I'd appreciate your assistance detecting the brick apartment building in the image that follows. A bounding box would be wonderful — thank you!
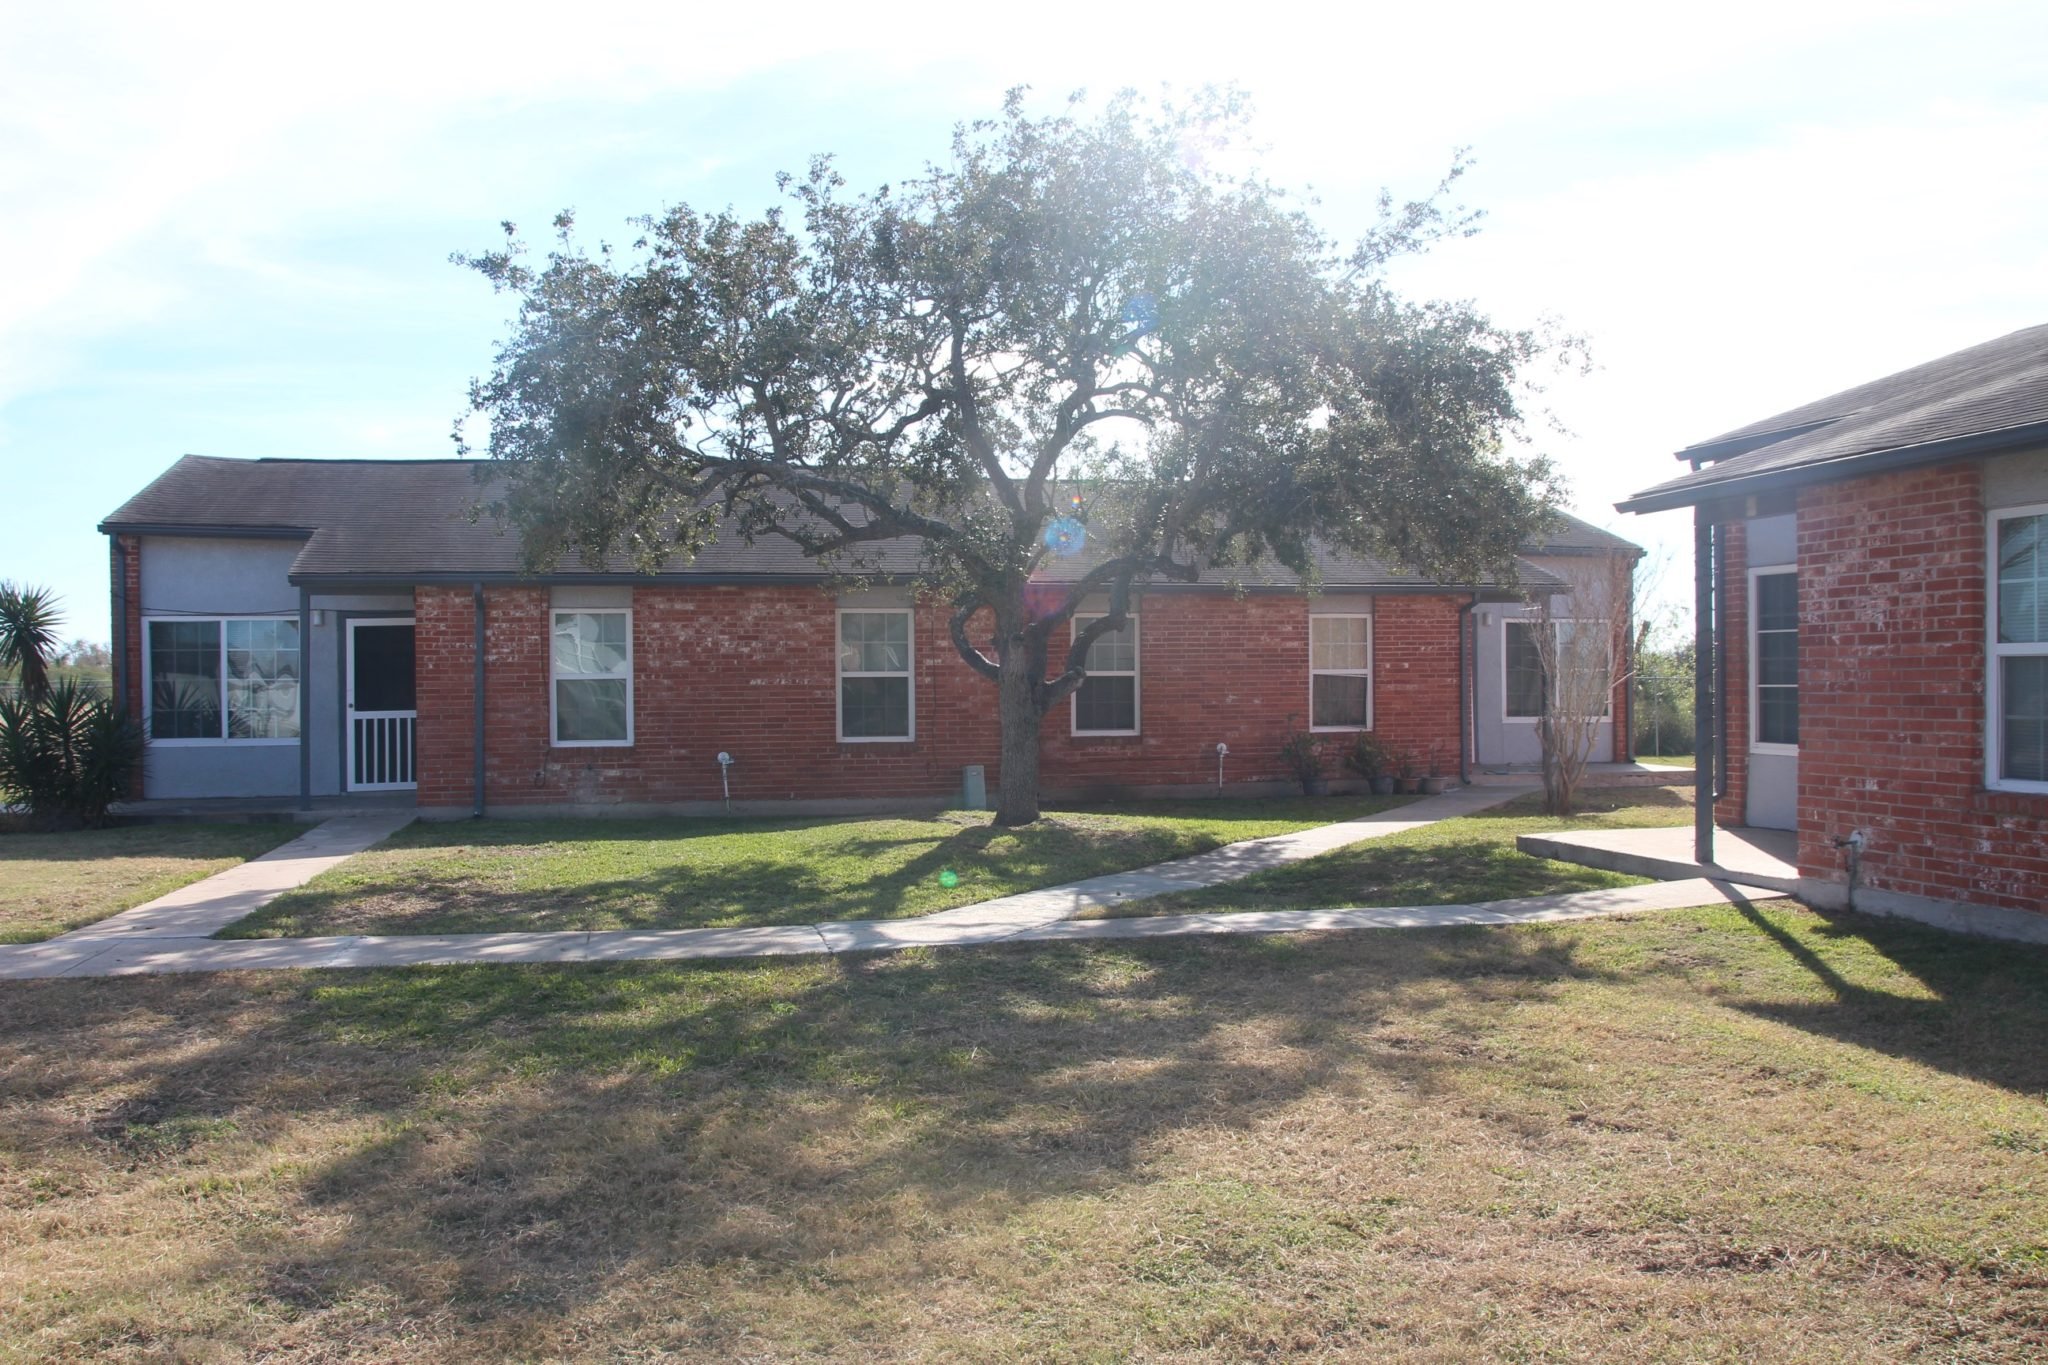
[1622,322,2048,936]
[103,456,1637,817]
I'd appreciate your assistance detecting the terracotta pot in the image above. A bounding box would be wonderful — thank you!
[1419,776,1447,795]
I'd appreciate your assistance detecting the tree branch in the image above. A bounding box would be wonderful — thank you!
[948,594,1002,681]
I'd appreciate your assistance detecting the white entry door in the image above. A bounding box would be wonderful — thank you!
[347,618,417,792]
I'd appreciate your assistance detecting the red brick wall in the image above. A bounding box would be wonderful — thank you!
[1793,462,2048,913]
[114,535,143,720]
[113,535,145,798]
[412,586,1471,809]
[1362,595,1464,772]
[1714,520,1750,826]
[414,586,478,809]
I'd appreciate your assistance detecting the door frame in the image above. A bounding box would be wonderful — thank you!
[344,616,418,792]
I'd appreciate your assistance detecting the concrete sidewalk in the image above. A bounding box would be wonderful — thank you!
[0,879,1776,978]
[64,811,419,940]
[0,785,1776,981]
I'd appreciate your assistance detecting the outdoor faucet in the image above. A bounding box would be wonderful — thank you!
[1215,741,1229,794]
[716,751,734,813]
[1830,830,1865,910]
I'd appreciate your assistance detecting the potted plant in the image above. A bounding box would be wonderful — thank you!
[1395,747,1421,794]
[1347,733,1398,796]
[1419,742,1448,795]
[1279,728,1325,796]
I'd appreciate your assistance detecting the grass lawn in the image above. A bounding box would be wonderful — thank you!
[4,903,2046,1359]
[1636,754,1697,768]
[224,795,1417,939]
[0,823,301,944]
[1088,785,1692,920]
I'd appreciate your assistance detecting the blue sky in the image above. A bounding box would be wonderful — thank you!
[5,0,2046,641]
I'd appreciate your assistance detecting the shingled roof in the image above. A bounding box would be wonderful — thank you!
[102,455,1629,595]
[1620,323,2048,514]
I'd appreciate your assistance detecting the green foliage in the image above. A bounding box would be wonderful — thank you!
[461,89,1567,822]
[0,679,145,828]
[1343,732,1395,780]
[1277,729,1325,793]
[1633,641,1695,756]
[0,582,62,704]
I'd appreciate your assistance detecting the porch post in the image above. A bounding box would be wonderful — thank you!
[1692,508,1715,866]
[298,586,312,813]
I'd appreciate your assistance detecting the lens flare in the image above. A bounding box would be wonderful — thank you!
[1043,517,1086,556]
[938,869,960,889]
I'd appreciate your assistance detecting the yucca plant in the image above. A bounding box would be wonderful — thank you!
[0,584,142,828]
[0,583,61,704]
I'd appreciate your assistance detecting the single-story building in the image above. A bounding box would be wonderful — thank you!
[1621,321,2048,939]
[102,455,1640,816]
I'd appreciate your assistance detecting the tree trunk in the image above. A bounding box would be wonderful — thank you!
[992,659,1045,826]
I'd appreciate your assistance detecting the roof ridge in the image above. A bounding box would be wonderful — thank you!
[170,454,481,466]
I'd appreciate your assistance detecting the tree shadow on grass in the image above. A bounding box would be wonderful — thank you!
[1709,896,2048,1098]
[226,818,1224,937]
[0,925,1623,1353]
[1126,834,1640,918]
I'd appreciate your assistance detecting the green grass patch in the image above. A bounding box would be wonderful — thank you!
[1091,785,1694,918]
[0,822,300,942]
[224,795,1416,938]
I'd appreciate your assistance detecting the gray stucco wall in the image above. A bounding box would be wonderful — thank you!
[1983,447,2048,508]
[139,537,304,799]
[137,536,410,799]
[1471,564,1618,769]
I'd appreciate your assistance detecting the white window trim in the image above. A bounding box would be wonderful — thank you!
[1308,613,1373,733]
[1987,502,2048,793]
[1749,565,1799,756]
[836,607,916,743]
[1501,617,1615,724]
[550,607,634,748]
[1070,613,1141,736]
[141,615,302,747]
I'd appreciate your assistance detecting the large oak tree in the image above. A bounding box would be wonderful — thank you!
[460,90,1562,824]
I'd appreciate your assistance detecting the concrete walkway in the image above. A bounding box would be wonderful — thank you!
[1517,824,1799,894]
[0,786,1779,980]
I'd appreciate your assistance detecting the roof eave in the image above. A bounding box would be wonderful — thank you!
[100,522,314,540]
[1617,419,2048,515]
[289,570,1547,596]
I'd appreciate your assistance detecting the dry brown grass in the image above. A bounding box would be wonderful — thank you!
[2,898,2046,1360]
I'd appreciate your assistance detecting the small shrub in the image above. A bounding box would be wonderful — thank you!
[1278,728,1325,795]
[1345,733,1393,780]
[0,680,144,828]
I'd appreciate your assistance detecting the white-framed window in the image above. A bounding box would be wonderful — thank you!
[1989,503,2048,792]
[1071,614,1139,735]
[1309,614,1372,730]
[551,609,632,746]
[143,616,301,745]
[1503,618,1614,721]
[838,608,914,741]
[1750,567,1798,752]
